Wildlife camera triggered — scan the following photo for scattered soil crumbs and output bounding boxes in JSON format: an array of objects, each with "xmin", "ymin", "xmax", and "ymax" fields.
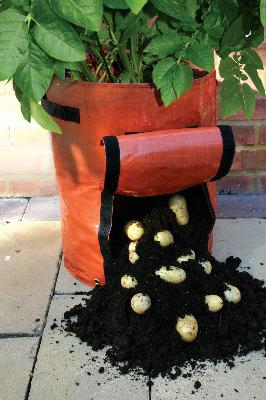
[{"xmin": 64, "ymin": 188, "xmax": 266, "ymax": 379}]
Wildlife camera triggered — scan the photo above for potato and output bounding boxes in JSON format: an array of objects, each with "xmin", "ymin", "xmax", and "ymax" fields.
[
  {"xmin": 205, "ymin": 295, "xmax": 223, "ymax": 312},
  {"xmin": 177, "ymin": 250, "xmax": 196, "ymax": 263},
  {"xmin": 224, "ymin": 284, "xmax": 241, "ymax": 304},
  {"xmin": 154, "ymin": 230, "xmax": 174, "ymax": 247},
  {"xmin": 129, "ymin": 241, "xmax": 137, "ymax": 253},
  {"xmin": 155, "ymin": 266, "xmax": 186, "ymax": 284},
  {"xmin": 169, "ymin": 194, "xmax": 189, "ymax": 225},
  {"xmin": 121, "ymin": 275, "xmax": 138, "ymax": 289},
  {"xmin": 198, "ymin": 260, "xmax": 212, "ymax": 275},
  {"xmin": 176, "ymin": 315, "xmax": 198, "ymax": 342},
  {"xmin": 131, "ymin": 293, "xmax": 151, "ymax": 314},
  {"xmin": 129, "ymin": 251, "xmax": 139, "ymax": 264},
  {"xmin": 124, "ymin": 220, "xmax": 144, "ymax": 241}
]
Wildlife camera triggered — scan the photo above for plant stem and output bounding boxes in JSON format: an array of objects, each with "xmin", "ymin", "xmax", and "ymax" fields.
[
  {"xmin": 95, "ymin": 36, "xmax": 116, "ymax": 83},
  {"xmin": 130, "ymin": 34, "xmax": 140, "ymax": 82},
  {"xmin": 118, "ymin": 47, "xmax": 137, "ymax": 83},
  {"xmin": 79, "ymin": 61, "xmax": 97, "ymax": 82}
]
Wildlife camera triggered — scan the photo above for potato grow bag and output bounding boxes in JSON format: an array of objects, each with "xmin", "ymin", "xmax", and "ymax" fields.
[{"xmin": 42, "ymin": 70, "xmax": 235, "ymax": 286}]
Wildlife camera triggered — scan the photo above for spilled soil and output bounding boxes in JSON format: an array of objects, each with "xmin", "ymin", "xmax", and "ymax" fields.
[{"xmin": 64, "ymin": 187, "xmax": 266, "ymax": 379}]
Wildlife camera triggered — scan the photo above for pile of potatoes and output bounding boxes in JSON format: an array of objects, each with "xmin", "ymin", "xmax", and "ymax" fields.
[{"xmin": 121, "ymin": 194, "xmax": 241, "ymax": 343}]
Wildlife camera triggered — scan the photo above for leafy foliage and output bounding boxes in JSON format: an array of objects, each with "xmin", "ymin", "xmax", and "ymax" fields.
[{"xmin": 0, "ymin": 0, "xmax": 265, "ymax": 131}]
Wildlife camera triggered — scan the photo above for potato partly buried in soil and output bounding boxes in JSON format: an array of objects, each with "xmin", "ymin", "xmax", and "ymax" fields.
[{"xmin": 64, "ymin": 192, "xmax": 266, "ymax": 379}]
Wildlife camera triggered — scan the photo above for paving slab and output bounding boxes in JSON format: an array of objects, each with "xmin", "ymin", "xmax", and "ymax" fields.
[
  {"xmin": 0, "ymin": 221, "xmax": 61, "ymax": 334},
  {"xmin": 55, "ymin": 261, "xmax": 92, "ymax": 294},
  {"xmin": 152, "ymin": 352, "xmax": 266, "ymax": 399},
  {"xmin": 0, "ymin": 198, "xmax": 28, "ymax": 222},
  {"xmin": 23, "ymin": 196, "xmax": 60, "ymax": 221},
  {"xmin": 151, "ymin": 219, "xmax": 266, "ymax": 399},
  {"xmin": 213, "ymin": 219, "xmax": 266, "ymax": 280},
  {"xmin": 0, "ymin": 337, "xmax": 39, "ymax": 400},
  {"xmin": 217, "ymin": 195, "xmax": 266, "ymax": 218},
  {"xmin": 28, "ymin": 295, "xmax": 149, "ymax": 400}
]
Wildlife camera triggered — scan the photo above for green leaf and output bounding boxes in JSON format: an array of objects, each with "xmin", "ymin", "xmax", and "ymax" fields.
[
  {"xmin": 186, "ymin": 42, "xmax": 214, "ymax": 72},
  {"xmin": 153, "ymin": 58, "xmax": 193, "ymax": 106},
  {"xmin": 152, "ymin": 57, "xmax": 176, "ymax": 89},
  {"xmin": 220, "ymin": 15, "xmax": 246, "ymax": 54},
  {"xmin": 12, "ymin": 0, "xmax": 29, "ymax": 5},
  {"xmin": 30, "ymin": 101, "xmax": 62, "ymax": 134},
  {"xmin": 103, "ymin": 0, "xmax": 128, "ymax": 9},
  {"xmin": 119, "ymin": 71, "xmax": 130, "ymax": 82},
  {"xmin": 240, "ymin": 49, "xmax": 264, "ymax": 69},
  {"xmin": 261, "ymin": 0, "xmax": 266, "ymax": 26},
  {"xmin": 50, "ymin": 0, "xmax": 103, "ymax": 31},
  {"xmin": 151, "ymin": 0, "xmax": 198, "ymax": 23},
  {"xmin": 0, "ymin": 8, "xmax": 28, "ymax": 80},
  {"xmin": 220, "ymin": 77, "xmax": 242, "ymax": 118},
  {"xmin": 172, "ymin": 63, "xmax": 193, "ymax": 99},
  {"xmin": 14, "ymin": 42, "xmax": 53, "ymax": 102},
  {"xmin": 125, "ymin": 0, "xmax": 148, "ymax": 14},
  {"xmin": 240, "ymin": 83, "xmax": 255, "ymax": 119},
  {"xmin": 13, "ymin": 81, "xmax": 31, "ymax": 122},
  {"xmin": 32, "ymin": 0, "xmax": 85, "ymax": 62},
  {"xmin": 53, "ymin": 61, "xmax": 81, "ymax": 80},
  {"xmin": 219, "ymin": 57, "xmax": 239, "ymax": 78},
  {"xmin": 144, "ymin": 34, "xmax": 180, "ymax": 57},
  {"xmin": 244, "ymin": 65, "xmax": 265, "ymax": 96}
]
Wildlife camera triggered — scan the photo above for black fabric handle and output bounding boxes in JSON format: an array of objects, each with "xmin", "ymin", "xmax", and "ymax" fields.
[
  {"xmin": 98, "ymin": 136, "xmax": 120, "ymax": 282},
  {"xmin": 41, "ymin": 96, "xmax": 80, "ymax": 123},
  {"xmin": 212, "ymin": 125, "xmax": 235, "ymax": 182}
]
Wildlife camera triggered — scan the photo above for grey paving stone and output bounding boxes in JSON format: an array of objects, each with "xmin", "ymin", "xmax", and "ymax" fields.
[
  {"xmin": 152, "ymin": 353, "xmax": 266, "ymax": 400},
  {"xmin": 55, "ymin": 261, "xmax": 92, "ymax": 294},
  {"xmin": 0, "ymin": 221, "xmax": 61, "ymax": 334},
  {"xmin": 0, "ymin": 337, "xmax": 38, "ymax": 400},
  {"xmin": 28, "ymin": 295, "xmax": 149, "ymax": 400},
  {"xmin": 23, "ymin": 196, "xmax": 60, "ymax": 221},
  {"xmin": 0, "ymin": 198, "xmax": 28, "ymax": 222},
  {"xmin": 151, "ymin": 219, "xmax": 266, "ymax": 399},
  {"xmin": 213, "ymin": 219, "xmax": 266, "ymax": 280},
  {"xmin": 218, "ymin": 195, "xmax": 266, "ymax": 218}
]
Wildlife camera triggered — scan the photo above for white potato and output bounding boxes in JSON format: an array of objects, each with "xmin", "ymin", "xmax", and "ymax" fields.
[
  {"xmin": 198, "ymin": 260, "xmax": 212, "ymax": 275},
  {"xmin": 169, "ymin": 194, "xmax": 189, "ymax": 225},
  {"xmin": 177, "ymin": 250, "xmax": 196, "ymax": 263},
  {"xmin": 121, "ymin": 275, "xmax": 138, "ymax": 289},
  {"xmin": 129, "ymin": 251, "xmax": 139, "ymax": 264},
  {"xmin": 155, "ymin": 266, "xmax": 186, "ymax": 284},
  {"xmin": 124, "ymin": 220, "xmax": 144, "ymax": 241},
  {"xmin": 176, "ymin": 314, "xmax": 198, "ymax": 342},
  {"xmin": 224, "ymin": 284, "xmax": 241, "ymax": 304},
  {"xmin": 205, "ymin": 295, "xmax": 223, "ymax": 312},
  {"xmin": 154, "ymin": 230, "xmax": 174, "ymax": 247},
  {"xmin": 129, "ymin": 241, "xmax": 137, "ymax": 252},
  {"xmin": 131, "ymin": 293, "xmax": 151, "ymax": 314}
]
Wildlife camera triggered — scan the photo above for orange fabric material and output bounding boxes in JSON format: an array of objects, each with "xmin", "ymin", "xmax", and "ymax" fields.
[
  {"xmin": 47, "ymin": 70, "xmax": 217, "ymax": 287},
  {"xmin": 114, "ymin": 127, "xmax": 222, "ymax": 196}
]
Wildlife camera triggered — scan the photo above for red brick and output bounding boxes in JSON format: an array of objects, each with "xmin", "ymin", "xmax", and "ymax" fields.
[
  {"xmin": 231, "ymin": 151, "xmax": 242, "ymax": 171},
  {"xmin": 258, "ymin": 125, "xmax": 266, "ymax": 144},
  {"xmin": 232, "ymin": 125, "xmax": 255, "ymax": 145},
  {"xmin": 257, "ymin": 176, "xmax": 266, "ymax": 193},
  {"xmin": 8, "ymin": 180, "xmax": 58, "ymax": 197},
  {"xmin": 241, "ymin": 150, "xmax": 266, "ymax": 171},
  {"xmin": 217, "ymin": 175, "xmax": 255, "ymax": 194}
]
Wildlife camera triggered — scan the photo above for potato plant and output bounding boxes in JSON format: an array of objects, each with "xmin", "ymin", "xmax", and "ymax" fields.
[{"xmin": 0, "ymin": 0, "xmax": 265, "ymax": 132}]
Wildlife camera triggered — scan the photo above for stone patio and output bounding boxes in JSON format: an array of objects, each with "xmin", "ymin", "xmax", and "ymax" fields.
[{"xmin": 0, "ymin": 197, "xmax": 266, "ymax": 400}]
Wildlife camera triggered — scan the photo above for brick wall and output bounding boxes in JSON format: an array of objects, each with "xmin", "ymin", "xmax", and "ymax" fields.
[
  {"xmin": 216, "ymin": 43, "xmax": 266, "ymax": 194},
  {"xmin": 0, "ymin": 43, "xmax": 265, "ymax": 197}
]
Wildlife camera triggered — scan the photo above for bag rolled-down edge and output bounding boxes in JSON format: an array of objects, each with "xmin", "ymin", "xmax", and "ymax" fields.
[{"xmin": 101, "ymin": 126, "xmax": 235, "ymax": 197}]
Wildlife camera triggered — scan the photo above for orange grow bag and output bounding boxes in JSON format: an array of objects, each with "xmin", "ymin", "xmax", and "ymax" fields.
[{"xmin": 42, "ymin": 70, "xmax": 235, "ymax": 286}]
